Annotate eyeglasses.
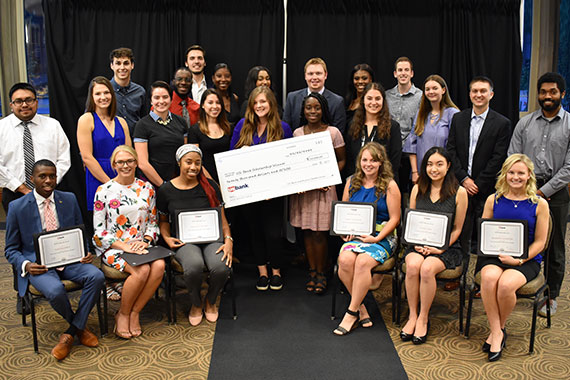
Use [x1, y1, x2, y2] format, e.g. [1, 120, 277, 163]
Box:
[115, 159, 136, 166]
[11, 97, 37, 106]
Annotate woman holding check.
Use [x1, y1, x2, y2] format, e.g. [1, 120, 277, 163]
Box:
[400, 146, 467, 344]
[93, 145, 161, 339]
[334, 142, 400, 335]
[476, 154, 549, 361]
[157, 144, 232, 325]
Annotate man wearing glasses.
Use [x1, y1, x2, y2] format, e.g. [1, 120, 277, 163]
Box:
[0, 82, 71, 314]
[170, 67, 200, 127]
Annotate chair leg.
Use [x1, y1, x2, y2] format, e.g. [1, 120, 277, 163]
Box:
[530, 296, 540, 353]
[102, 287, 109, 335]
[171, 271, 178, 324]
[459, 279, 465, 334]
[96, 290, 104, 337]
[331, 265, 338, 320]
[546, 287, 551, 328]
[230, 271, 237, 320]
[164, 268, 172, 324]
[30, 296, 38, 354]
[465, 285, 476, 338]
[391, 272, 397, 323]
[22, 295, 27, 327]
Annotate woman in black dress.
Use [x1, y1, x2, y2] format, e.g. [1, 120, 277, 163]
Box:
[212, 63, 240, 126]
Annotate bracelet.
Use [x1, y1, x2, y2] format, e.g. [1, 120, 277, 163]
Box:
[412, 171, 418, 174]
[224, 235, 233, 242]
[518, 258, 524, 266]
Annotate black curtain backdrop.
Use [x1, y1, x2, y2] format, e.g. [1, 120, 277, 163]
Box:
[43, 0, 521, 217]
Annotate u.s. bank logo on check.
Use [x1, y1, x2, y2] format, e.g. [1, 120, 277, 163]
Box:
[227, 184, 249, 192]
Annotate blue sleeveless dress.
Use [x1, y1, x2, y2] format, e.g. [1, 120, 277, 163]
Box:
[85, 112, 125, 210]
[340, 185, 397, 263]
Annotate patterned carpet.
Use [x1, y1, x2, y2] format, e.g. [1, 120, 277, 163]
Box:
[0, 229, 568, 380]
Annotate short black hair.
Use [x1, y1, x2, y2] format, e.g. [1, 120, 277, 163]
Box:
[109, 47, 134, 63]
[31, 159, 56, 175]
[173, 66, 191, 78]
[469, 76, 494, 91]
[537, 72, 566, 94]
[150, 80, 173, 99]
[185, 44, 206, 60]
[9, 83, 37, 100]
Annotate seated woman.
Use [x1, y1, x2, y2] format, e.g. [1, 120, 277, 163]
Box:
[400, 146, 467, 344]
[477, 154, 549, 361]
[187, 88, 231, 183]
[157, 144, 233, 326]
[93, 145, 162, 339]
[134, 81, 187, 188]
[334, 142, 400, 335]
[212, 63, 240, 126]
[289, 92, 346, 294]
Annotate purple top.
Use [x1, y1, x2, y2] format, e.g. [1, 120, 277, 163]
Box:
[230, 118, 292, 149]
[403, 106, 459, 173]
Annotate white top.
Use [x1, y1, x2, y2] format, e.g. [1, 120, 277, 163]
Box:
[468, 108, 489, 175]
[0, 113, 71, 191]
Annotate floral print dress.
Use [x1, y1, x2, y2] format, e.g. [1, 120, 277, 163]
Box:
[93, 178, 159, 271]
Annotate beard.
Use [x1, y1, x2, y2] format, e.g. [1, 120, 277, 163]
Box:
[538, 97, 561, 112]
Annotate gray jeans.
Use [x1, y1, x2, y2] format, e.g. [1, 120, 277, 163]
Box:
[175, 242, 230, 307]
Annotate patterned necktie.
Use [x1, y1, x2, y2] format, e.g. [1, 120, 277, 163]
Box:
[44, 198, 58, 231]
[180, 100, 190, 127]
[22, 121, 35, 189]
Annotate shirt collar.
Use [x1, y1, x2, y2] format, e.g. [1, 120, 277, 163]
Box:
[110, 77, 131, 91]
[307, 87, 325, 95]
[33, 189, 55, 207]
[471, 107, 490, 120]
[150, 110, 172, 122]
[537, 106, 565, 121]
[193, 76, 207, 87]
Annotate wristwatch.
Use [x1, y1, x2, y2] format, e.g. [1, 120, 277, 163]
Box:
[224, 235, 234, 242]
[143, 237, 153, 245]
[518, 258, 524, 266]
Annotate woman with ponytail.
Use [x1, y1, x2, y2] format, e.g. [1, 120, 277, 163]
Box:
[157, 144, 233, 325]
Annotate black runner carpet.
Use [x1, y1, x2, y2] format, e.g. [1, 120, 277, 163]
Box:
[208, 265, 408, 380]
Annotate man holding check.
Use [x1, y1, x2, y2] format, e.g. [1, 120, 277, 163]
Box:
[5, 160, 104, 360]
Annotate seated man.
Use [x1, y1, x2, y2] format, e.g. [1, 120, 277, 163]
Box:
[5, 160, 105, 360]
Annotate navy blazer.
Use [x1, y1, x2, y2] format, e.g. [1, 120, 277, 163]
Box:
[447, 108, 511, 198]
[5, 190, 86, 296]
[283, 88, 346, 133]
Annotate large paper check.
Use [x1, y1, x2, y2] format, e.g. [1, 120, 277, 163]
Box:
[214, 131, 341, 208]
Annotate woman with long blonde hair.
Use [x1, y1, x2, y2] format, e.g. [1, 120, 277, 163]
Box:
[476, 154, 549, 361]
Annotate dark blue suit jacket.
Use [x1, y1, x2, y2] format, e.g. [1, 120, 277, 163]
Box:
[283, 88, 346, 133]
[5, 190, 86, 296]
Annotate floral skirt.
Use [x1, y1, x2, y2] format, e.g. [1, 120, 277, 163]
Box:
[103, 248, 127, 272]
[340, 222, 397, 263]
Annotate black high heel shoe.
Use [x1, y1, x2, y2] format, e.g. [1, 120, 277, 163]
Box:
[412, 320, 430, 345]
[333, 309, 359, 336]
[400, 330, 413, 342]
[483, 328, 506, 353]
[488, 330, 507, 362]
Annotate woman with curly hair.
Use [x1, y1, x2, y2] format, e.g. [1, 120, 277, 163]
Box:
[333, 142, 401, 335]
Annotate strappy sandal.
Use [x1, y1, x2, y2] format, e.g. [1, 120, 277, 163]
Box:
[314, 272, 327, 295]
[106, 285, 121, 301]
[306, 269, 317, 292]
[333, 309, 359, 336]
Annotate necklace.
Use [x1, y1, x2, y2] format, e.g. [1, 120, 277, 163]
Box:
[511, 199, 524, 208]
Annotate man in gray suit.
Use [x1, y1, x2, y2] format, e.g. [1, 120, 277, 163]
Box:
[283, 57, 346, 133]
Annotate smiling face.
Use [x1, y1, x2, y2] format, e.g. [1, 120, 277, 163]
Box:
[173, 69, 192, 97]
[256, 70, 271, 88]
[394, 61, 413, 86]
[151, 87, 172, 114]
[304, 97, 323, 124]
[363, 88, 383, 115]
[32, 165, 57, 199]
[425, 152, 450, 182]
[360, 149, 381, 177]
[112, 150, 137, 181]
[203, 93, 222, 119]
[212, 67, 232, 92]
[506, 161, 531, 192]
[92, 83, 112, 111]
[186, 49, 206, 75]
[110, 56, 134, 82]
[10, 89, 38, 122]
[304, 64, 327, 92]
[253, 92, 270, 119]
[469, 81, 494, 111]
[424, 80, 445, 105]
[538, 82, 565, 112]
[179, 152, 202, 181]
[353, 70, 372, 96]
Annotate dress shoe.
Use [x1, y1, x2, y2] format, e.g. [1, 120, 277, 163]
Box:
[51, 333, 74, 360]
[483, 328, 506, 353]
[77, 328, 99, 347]
[412, 321, 430, 345]
[16, 296, 30, 315]
[444, 281, 460, 291]
[400, 330, 413, 342]
[488, 330, 506, 362]
[189, 311, 203, 326]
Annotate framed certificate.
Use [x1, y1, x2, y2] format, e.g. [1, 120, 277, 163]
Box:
[175, 207, 223, 244]
[330, 201, 376, 236]
[477, 219, 528, 258]
[402, 209, 453, 249]
[34, 225, 86, 269]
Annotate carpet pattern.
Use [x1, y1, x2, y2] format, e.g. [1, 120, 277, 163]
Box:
[0, 229, 569, 379]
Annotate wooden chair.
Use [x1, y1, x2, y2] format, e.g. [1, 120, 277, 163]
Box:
[22, 280, 104, 353]
[167, 257, 237, 323]
[464, 213, 553, 353]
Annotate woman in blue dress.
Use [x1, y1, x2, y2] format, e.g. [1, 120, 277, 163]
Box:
[77, 76, 131, 211]
[476, 154, 549, 361]
[333, 142, 401, 335]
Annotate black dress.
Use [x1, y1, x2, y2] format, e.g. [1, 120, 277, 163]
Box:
[187, 123, 231, 183]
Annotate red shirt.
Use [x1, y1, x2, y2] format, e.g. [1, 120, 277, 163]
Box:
[170, 92, 200, 126]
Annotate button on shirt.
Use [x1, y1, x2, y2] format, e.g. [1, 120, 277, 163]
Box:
[111, 77, 146, 135]
[0, 113, 71, 191]
[468, 108, 489, 176]
[508, 107, 570, 197]
[386, 84, 423, 142]
[191, 76, 208, 103]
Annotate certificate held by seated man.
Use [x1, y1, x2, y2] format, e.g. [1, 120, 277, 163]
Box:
[215, 131, 342, 208]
